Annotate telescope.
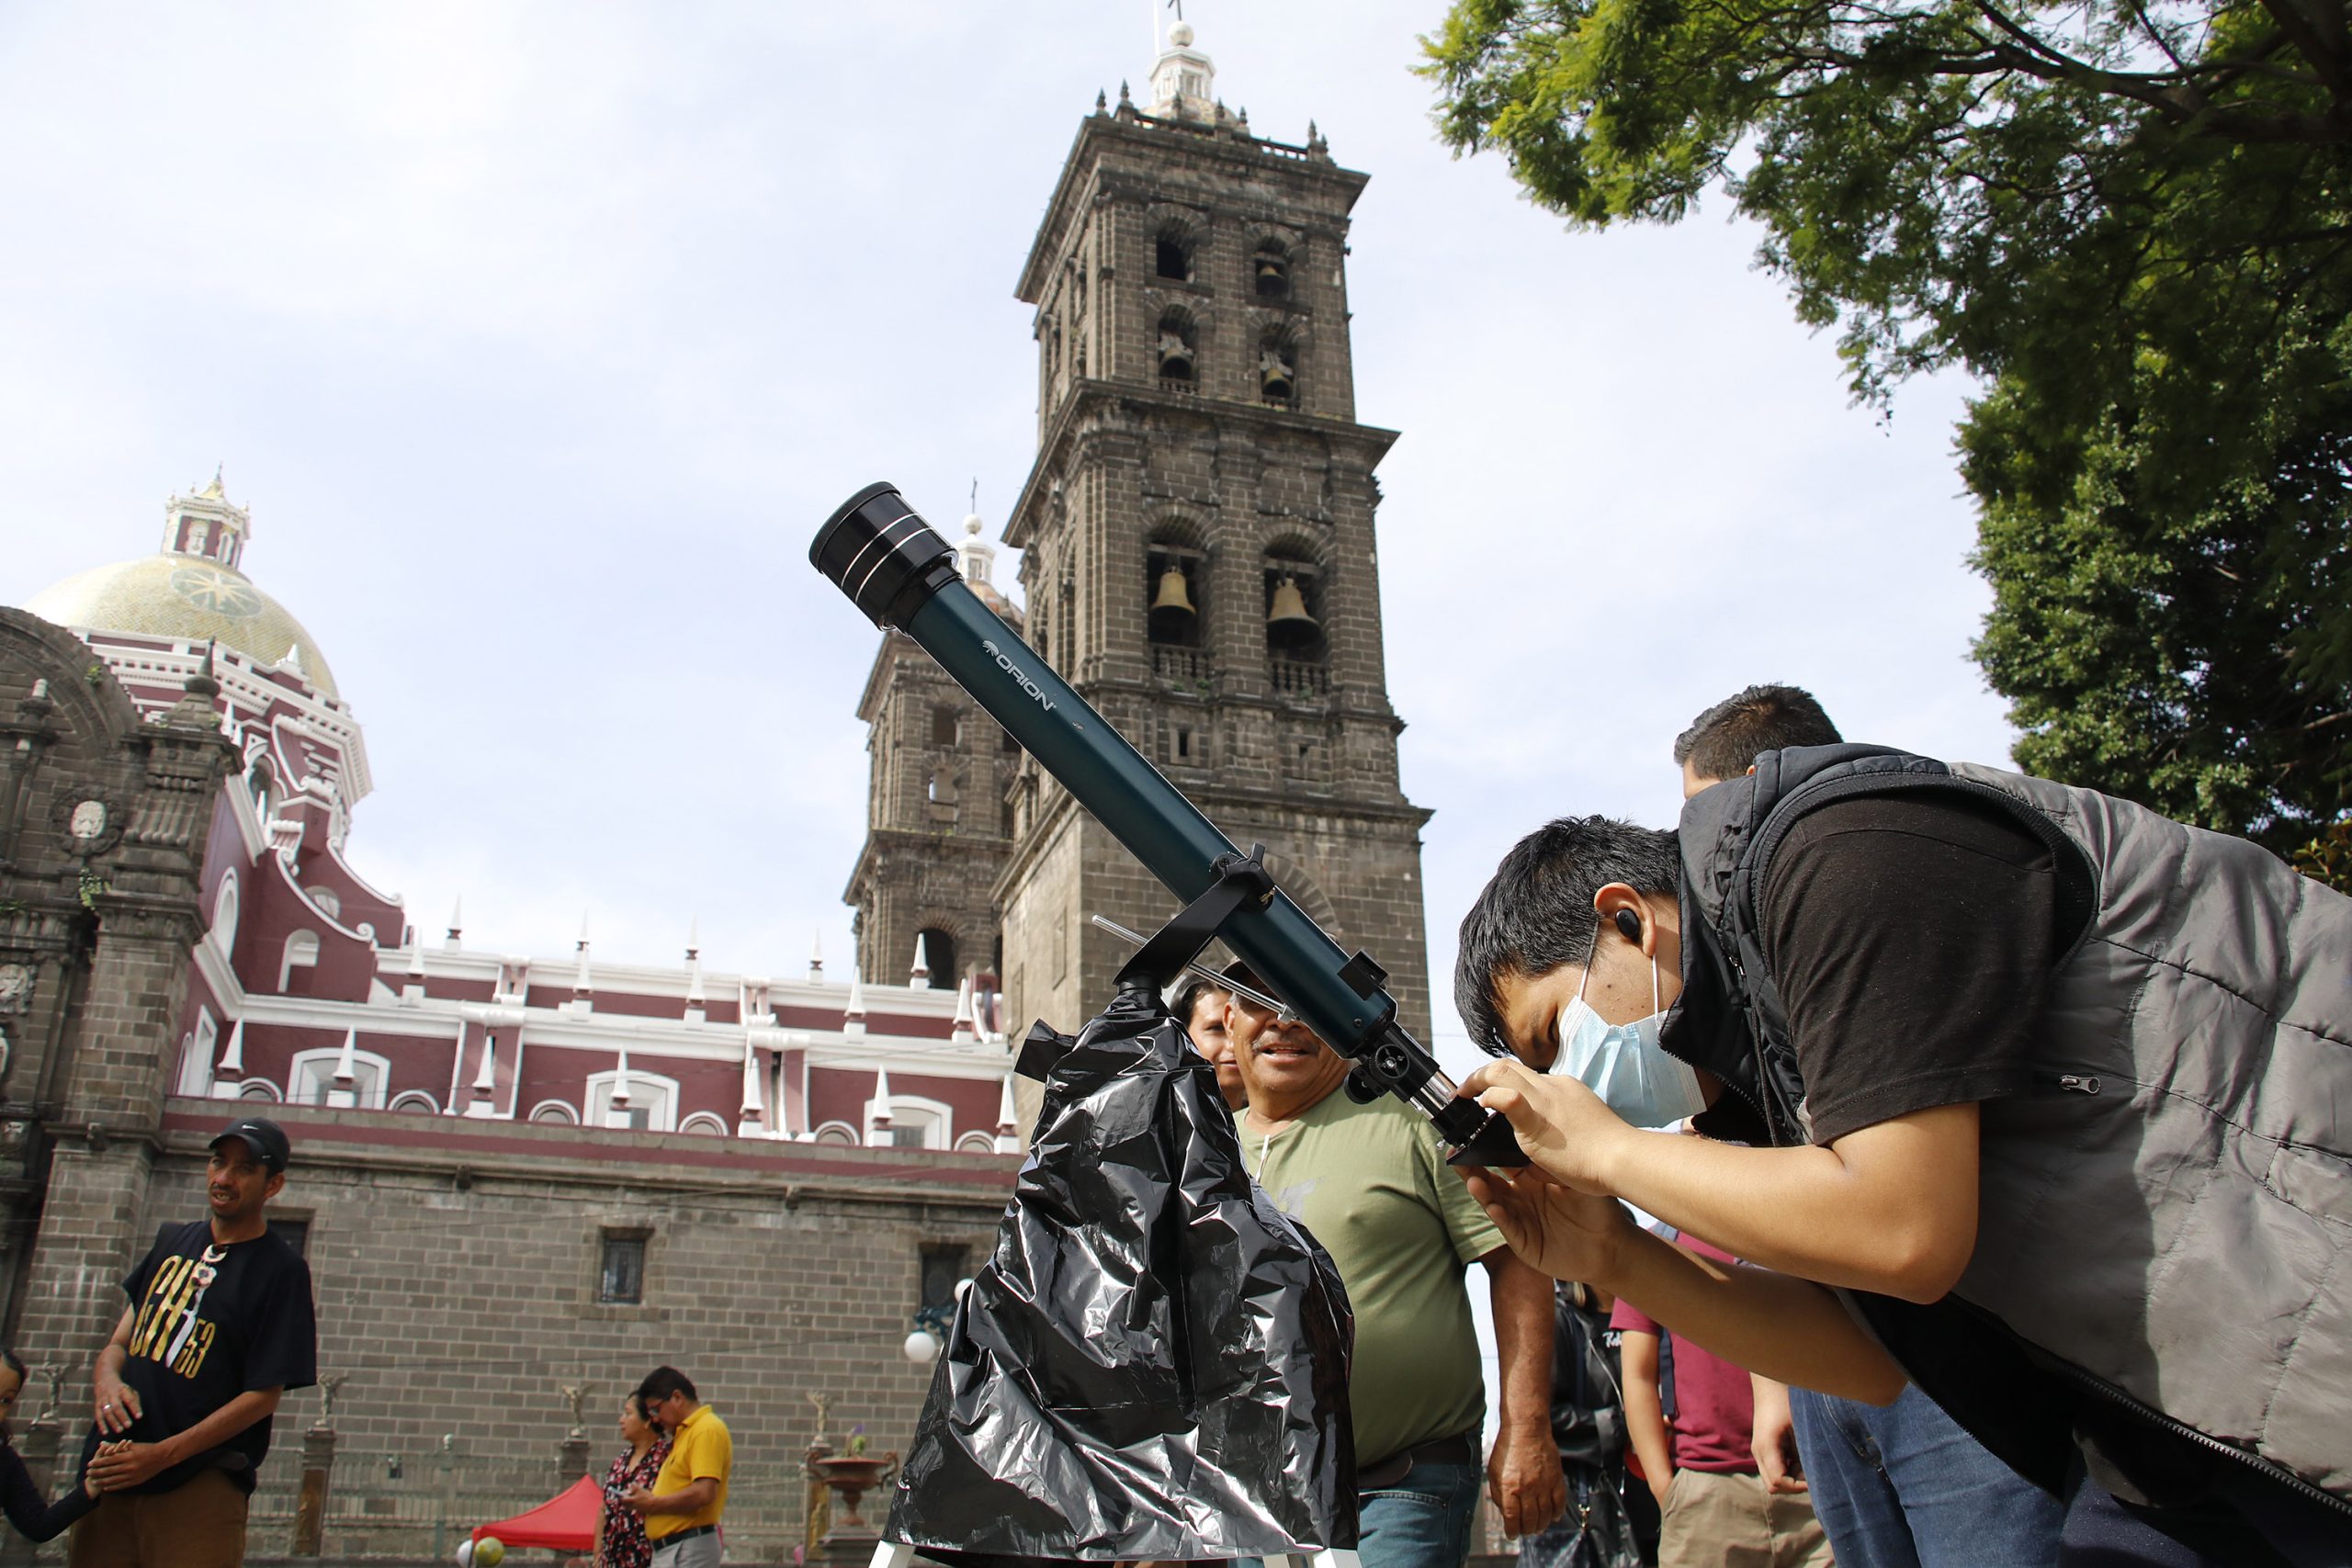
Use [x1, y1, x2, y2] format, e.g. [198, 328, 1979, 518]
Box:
[810, 481, 1525, 1168]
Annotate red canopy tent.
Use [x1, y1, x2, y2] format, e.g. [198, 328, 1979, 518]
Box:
[472, 1474, 602, 1551]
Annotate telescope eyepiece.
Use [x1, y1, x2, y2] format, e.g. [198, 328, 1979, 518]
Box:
[812, 481, 960, 629]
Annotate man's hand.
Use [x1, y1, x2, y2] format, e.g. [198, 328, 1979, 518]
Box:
[1460, 1162, 1637, 1287]
[1749, 1378, 1807, 1495]
[91, 1372, 141, 1438]
[620, 1483, 653, 1515]
[86, 1440, 172, 1492]
[1461, 1062, 1638, 1196]
[1487, 1423, 1566, 1539]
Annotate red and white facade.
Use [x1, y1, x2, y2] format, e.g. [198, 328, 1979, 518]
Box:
[28, 480, 1022, 1154]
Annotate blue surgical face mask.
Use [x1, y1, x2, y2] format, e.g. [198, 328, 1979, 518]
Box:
[1550, 931, 1708, 1129]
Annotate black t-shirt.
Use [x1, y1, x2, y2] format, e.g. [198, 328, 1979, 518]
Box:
[1756, 792, 2066, 1145]
[112, 1219, 317, 1495]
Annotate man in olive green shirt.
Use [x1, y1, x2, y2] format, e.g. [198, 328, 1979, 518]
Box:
[1225, 963, 1562, 1568]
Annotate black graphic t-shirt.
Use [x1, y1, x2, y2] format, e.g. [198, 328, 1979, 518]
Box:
[112, 1220, 317, 1495]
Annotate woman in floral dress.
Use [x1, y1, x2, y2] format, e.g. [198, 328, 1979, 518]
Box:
[583, 1391, 669, 1568]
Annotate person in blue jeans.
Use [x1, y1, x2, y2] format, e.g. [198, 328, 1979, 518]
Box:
[1785, 1385, 2064, 1567]
[1677, 690, 2065, 1568]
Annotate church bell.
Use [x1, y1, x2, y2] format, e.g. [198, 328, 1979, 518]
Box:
[1266, 576, 1317, 641]
[1151, 567, 1196, 618]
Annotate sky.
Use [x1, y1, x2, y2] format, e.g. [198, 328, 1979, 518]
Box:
[0, 0, 2014, 1075]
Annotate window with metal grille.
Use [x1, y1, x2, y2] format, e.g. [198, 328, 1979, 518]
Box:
[599, 1233, 647, 1304]
[920, 1244, 970, 1312]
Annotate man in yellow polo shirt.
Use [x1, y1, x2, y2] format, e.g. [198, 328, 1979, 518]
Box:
[622, 1366, 730, 1566]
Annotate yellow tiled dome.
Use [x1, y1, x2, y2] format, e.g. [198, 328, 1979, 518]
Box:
[26, 479, 340, 698]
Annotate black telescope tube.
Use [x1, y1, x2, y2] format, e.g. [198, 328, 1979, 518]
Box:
[811, 482, 1525, 1167]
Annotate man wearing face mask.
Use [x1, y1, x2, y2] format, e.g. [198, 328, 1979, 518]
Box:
[1674, 685, 2064, 1568]
[1221, 960, 1565, 1567]
[1449, 766, 2352, 1565]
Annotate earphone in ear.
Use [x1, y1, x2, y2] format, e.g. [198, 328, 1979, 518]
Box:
[1613, 908, 1644, 943]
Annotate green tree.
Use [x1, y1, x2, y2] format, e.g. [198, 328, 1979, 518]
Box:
[1422, 0, 2352, 873]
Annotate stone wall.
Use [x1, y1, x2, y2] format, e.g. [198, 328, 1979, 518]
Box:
[8, 1102, 1014, 1562]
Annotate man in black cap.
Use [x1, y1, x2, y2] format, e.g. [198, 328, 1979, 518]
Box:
[73, 1116, 317, 1567]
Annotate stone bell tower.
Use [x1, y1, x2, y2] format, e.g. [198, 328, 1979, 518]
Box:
[994, 23, 1434, 1040]
[847, 516, 1023, 994]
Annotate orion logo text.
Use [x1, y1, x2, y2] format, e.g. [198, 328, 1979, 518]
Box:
[981, 640, 1057, 713]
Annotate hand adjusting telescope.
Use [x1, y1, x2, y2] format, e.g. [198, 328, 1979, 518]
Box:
[810, 481, 1525, 1168]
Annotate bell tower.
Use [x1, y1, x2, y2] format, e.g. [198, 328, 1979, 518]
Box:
[995, 24, 1435, 1039]
[846, 514, 1023, 994]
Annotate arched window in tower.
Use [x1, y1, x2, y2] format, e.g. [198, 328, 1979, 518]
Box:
[1155, 222, 1195, 282]
[1253, 239, 1292, 300]
[932, 705, 960, 748]
[246, 757, 276, 822]
[1156, 307, 1197, 389]
[1258, 329, 1298, 407]
[916, 927, 958, 989]
[1146, 530, 1207, 682]
[1263, 551, 1329, 694]
[279, 930, 320, 994]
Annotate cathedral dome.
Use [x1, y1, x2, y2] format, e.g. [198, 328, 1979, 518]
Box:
[25, 478, 341, 700]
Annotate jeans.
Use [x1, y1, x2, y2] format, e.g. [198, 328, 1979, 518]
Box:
[1789, 1385, 2064, 1568]
[1358, 1456, 1483, 1568]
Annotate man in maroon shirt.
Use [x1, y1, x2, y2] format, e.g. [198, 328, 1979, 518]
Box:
[1609, 1225, 1829, 1568]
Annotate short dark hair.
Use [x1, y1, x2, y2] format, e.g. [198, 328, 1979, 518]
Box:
[627, 1390, 654, 1423]
[0, 1350, 24, 1387]
[1671, 684, 1841, 783]
[1170, 976, 1228, 1029]
[637, 1366, 696, 1405]
[1455, 817, 1681, 1054]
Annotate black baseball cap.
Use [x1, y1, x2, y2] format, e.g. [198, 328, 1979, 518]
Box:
[210, 1116, 290, 1173]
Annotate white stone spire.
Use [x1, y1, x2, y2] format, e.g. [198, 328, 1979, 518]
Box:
[952, 976, 977, 1044]
[444, 895, 463, 950]
[467, 1031, 499, 1118]
[995, 1073, 1021, 1155]
[608, 1043, 634, 1128]
[329, 1026, 359, 1108]
[211, 1020, 246, 1096]
[1148, 17, 1216, 118]
[739, 1032, 765, 1134]
[868, 1066, 894, 1146]
[843, 965, 867, 1040]
[684, 917, 707, 1021]
[909, 933, 931, 987]
[808, 930, 824, 983]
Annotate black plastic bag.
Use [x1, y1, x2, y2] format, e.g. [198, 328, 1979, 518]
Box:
[887, 988, 1359, 1563]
